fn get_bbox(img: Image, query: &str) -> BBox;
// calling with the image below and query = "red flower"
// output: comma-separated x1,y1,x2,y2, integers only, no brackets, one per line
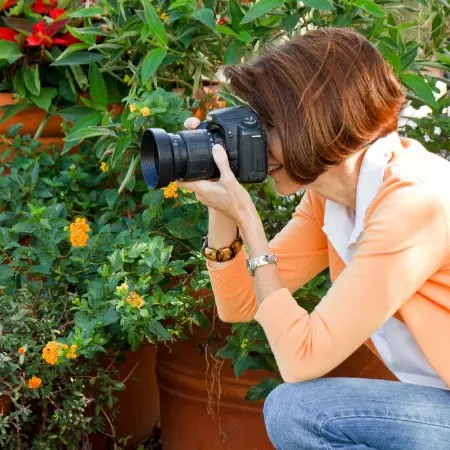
26,20,53,47
217,17,228,25
53,32,79,47
49,7,65,19
0,27,18,42
30,0,58,14
1,0,18,10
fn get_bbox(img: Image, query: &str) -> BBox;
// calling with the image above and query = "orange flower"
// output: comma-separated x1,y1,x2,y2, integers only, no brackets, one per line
69,217,91,247
18,347,25,355
42,341,60,365
125,291,145,309
28,376,42,389
162,182,178,199
66,344,78,359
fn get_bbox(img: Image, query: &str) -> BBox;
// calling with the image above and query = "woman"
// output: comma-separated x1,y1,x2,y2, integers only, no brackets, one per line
179,28,450,449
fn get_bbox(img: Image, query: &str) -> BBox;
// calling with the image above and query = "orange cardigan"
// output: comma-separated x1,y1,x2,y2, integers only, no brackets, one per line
207,138,450,386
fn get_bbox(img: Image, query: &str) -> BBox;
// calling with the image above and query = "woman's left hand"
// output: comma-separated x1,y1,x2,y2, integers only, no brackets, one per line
177,144,257,227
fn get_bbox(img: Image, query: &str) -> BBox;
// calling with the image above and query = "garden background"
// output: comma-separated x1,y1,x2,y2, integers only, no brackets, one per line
0,0,448,448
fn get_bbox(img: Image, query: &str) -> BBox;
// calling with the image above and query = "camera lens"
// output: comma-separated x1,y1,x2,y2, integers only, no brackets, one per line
141,128,224,188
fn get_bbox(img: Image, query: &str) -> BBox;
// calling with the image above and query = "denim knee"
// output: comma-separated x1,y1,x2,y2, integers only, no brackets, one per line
263,380,329,449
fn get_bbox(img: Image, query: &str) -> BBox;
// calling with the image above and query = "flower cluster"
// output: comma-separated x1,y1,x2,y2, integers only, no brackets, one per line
42,341,77,365
128,103,151,117
125,291,145,309
27,376,42,389
0,0,80,49
69,217,90,248
116,282,129,293
162,182,178,199
100,161,109,173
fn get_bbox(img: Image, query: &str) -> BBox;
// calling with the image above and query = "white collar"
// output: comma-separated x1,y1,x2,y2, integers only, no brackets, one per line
322,132,401,264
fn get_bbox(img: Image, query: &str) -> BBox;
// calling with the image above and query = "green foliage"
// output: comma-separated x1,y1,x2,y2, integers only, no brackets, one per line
0,129,211,445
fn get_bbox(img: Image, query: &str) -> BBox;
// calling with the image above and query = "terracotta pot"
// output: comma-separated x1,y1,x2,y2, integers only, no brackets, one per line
0,395,12,416
157,313,397,450
157,324,276,450
91,342,160,449
0,93,63,137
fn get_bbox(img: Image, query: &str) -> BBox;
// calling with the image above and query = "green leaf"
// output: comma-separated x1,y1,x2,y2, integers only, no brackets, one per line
282,12,300,31
233,354,260,378
142,0,168,46
12,221,36,233
142,190,164,217
106,189,119,207
353,0,385,18
230,0,244,31
58,106,95,123
112,134,133,167
237,30,251,43
377,42,400,72
30,87,58,112
54,43,90,64
24,65,40,96
400,74,436,107
245,378,281,401
431,13,442,41
302,0,335,11
191,8,216,32
217,24,239,38
51,52,106,66
148,320,171,341
101,307,120,326
0,40,23,65
13,69,26,98
240,0,283,25
141,48,167,84
66,126,117,142
224,41,244,64
437,53,450,66
400,44,418,71
69,7,104,18
166,218,200,239
88,63,108,109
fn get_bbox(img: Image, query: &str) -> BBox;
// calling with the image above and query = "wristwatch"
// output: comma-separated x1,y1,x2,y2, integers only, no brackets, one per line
246,254,278,276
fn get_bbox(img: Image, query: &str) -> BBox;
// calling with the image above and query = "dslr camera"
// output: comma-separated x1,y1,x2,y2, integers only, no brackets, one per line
140,106,268,189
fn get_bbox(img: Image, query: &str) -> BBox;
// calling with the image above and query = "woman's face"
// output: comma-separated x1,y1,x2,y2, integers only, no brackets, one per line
266,126,304,196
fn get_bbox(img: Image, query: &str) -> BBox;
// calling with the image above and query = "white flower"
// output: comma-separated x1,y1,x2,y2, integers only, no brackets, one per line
423,134,432,143
434,127,442,136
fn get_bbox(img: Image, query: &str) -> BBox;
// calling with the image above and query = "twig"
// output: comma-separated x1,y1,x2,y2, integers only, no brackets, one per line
121,361,139,384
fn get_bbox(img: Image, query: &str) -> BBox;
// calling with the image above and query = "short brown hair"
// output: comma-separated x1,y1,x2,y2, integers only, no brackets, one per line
223,28,405,184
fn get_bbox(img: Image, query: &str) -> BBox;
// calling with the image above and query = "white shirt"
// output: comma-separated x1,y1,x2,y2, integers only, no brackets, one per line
322,132,446,389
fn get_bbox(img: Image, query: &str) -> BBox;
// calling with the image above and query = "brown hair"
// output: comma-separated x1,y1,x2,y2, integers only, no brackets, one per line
223,28,405,184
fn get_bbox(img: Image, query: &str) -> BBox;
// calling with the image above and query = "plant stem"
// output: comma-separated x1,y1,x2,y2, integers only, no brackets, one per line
33,113,51,140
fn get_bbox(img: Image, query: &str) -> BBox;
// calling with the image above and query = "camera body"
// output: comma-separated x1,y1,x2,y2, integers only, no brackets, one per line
200,106,268,183
140,106,268,189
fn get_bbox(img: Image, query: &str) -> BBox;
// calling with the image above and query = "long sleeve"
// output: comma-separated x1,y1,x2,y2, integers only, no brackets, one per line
207,190,329,322
254,182,448,383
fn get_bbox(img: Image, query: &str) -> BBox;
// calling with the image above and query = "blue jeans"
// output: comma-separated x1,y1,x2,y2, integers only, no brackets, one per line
263,378,450,449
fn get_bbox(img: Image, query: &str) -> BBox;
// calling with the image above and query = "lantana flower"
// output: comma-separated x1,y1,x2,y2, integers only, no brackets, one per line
125,291,145,309
27,376,42,389
162,182,178,199
69,217,90,247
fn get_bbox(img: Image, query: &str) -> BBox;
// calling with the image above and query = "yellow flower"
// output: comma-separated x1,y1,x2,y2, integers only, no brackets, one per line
129,103,137,113
66,344,78,360
162,182,178,199
28,376,42,389
240,338,249,349
140,107,151,117
18,347,25,355
69,164,76,171
160,12,168,20
69,218,91,248
100,161,109,173
42,341,60,365
126,291,145,309
116,282,129,293
123,74,131,84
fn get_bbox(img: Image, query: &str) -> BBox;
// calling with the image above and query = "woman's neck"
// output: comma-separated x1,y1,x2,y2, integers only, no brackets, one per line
309,149,367,210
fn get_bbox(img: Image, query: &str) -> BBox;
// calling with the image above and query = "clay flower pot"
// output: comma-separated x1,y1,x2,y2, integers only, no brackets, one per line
0,93,64,138
156,302,397,450
91,342,160,449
